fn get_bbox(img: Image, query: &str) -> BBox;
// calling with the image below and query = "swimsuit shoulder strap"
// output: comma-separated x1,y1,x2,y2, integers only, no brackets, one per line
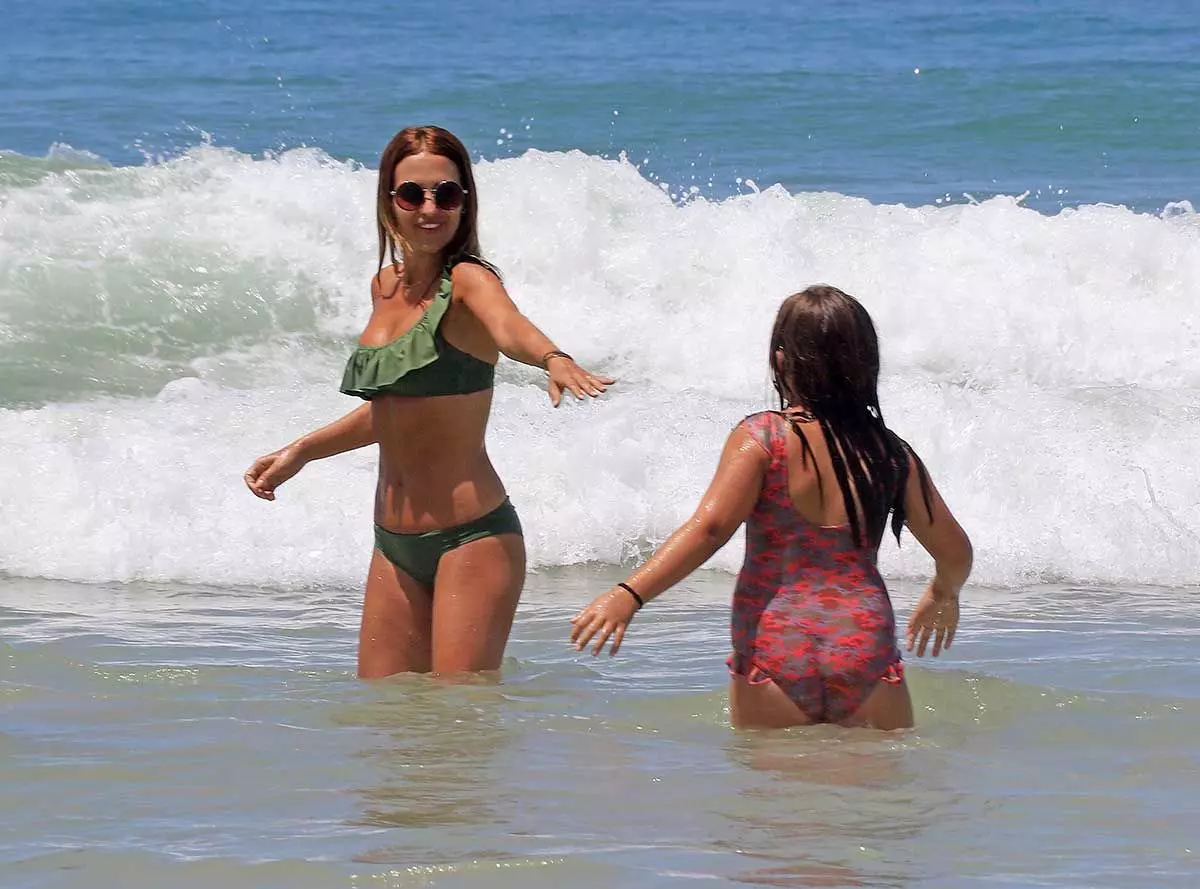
739,411,788,465
740,410,785,447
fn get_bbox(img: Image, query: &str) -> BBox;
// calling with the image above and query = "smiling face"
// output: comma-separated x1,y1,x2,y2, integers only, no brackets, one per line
374,127,481,272
389,152,464,258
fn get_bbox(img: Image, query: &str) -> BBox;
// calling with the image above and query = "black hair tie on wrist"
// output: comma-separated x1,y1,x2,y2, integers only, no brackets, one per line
617,582,644,609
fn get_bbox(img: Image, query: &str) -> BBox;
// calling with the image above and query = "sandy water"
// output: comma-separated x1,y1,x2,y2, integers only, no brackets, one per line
3,570,1196,888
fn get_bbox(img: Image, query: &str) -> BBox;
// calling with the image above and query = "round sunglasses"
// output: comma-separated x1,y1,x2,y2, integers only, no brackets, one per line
389,180,468,212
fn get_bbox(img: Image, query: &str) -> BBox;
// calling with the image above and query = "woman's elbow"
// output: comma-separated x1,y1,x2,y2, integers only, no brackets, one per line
693,515,739,550
946,532,974,579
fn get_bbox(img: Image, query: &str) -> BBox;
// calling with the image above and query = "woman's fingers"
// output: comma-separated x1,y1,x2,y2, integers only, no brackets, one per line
935,619,958,655
571,615,626,657
590,622,616,656
244,457,278,500
582,373,609,396
908,616,960,657
243,456,269,487
608,622,627,656
573,615,603,650
569,609,595,641
916,624,932,657
548,366,614,404
570,592,636,657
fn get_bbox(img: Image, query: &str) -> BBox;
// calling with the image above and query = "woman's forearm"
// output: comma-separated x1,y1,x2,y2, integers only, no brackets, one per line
294,403,377,462
932,540,974,598
623,518,735,605
496,313,562,368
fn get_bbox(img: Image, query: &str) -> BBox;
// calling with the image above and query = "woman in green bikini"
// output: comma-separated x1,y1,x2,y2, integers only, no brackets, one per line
243,126,612,679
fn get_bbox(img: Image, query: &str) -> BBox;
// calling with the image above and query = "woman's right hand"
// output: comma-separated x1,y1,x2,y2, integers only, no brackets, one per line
244,444,308,501
570,587,641,656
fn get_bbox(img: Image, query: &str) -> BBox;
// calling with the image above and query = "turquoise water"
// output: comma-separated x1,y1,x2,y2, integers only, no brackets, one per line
2,1,1199,886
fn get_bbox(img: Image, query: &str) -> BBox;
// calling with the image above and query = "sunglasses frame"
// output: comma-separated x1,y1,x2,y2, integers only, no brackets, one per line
389,180,469,212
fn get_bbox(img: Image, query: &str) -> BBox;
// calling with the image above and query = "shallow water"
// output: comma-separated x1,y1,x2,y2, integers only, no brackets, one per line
3,570,1196,887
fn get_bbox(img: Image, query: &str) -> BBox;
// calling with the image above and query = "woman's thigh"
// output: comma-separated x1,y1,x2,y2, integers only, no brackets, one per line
357,548,434,679
430,533,525,674
729,673,815,730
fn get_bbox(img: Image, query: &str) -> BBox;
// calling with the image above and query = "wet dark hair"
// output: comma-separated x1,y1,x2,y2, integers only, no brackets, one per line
375,125,485,276
770,285,933,548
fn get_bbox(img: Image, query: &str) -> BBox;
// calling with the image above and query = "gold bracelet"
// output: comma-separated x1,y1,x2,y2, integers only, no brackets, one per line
540,349,573,369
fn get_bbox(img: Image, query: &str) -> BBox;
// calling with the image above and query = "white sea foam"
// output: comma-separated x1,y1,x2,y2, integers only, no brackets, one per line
1,146,1197,588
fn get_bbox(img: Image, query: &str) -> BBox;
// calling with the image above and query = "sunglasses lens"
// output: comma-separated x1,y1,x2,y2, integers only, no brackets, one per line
393,181,425,210
434,181,465,211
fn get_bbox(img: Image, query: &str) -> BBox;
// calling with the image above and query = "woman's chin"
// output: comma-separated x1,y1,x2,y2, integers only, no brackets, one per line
405,234,454,255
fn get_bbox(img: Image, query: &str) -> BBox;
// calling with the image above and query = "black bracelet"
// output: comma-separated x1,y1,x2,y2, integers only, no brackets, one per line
617,582,644,609
540,349,573,369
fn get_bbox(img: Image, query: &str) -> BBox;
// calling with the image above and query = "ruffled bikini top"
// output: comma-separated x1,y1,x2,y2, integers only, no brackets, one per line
339,260,495,400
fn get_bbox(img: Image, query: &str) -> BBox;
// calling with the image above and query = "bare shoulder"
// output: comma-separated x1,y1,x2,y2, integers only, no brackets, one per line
450,259,505,300
371,263,402,300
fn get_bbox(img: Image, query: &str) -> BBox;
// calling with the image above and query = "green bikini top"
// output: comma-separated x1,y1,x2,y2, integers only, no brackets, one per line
339,260,496,400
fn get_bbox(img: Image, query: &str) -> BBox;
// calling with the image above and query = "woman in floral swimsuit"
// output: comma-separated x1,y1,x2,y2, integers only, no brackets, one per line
570,285,973,730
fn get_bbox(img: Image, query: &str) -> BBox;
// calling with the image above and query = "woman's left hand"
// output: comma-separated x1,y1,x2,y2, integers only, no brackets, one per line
906,585,959,657
546,356,614,407
570,588,640,656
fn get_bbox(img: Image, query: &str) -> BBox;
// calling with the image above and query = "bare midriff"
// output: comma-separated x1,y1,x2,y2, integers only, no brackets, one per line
370,389,507,532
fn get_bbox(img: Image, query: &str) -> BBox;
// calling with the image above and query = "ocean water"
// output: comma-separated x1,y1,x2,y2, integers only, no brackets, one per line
2,1,1199,886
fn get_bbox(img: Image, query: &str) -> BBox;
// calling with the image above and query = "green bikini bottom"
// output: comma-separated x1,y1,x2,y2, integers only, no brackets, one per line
373,498,523,587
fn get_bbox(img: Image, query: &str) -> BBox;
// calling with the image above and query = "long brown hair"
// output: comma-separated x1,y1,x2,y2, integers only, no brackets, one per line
375,126,483,277
770,285,932,548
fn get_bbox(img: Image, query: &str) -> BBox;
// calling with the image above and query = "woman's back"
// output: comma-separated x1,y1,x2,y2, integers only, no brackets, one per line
766,408,880,533
731,410,901,724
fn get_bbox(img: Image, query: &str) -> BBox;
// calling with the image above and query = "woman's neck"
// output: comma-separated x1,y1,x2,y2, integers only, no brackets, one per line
400,250,443,287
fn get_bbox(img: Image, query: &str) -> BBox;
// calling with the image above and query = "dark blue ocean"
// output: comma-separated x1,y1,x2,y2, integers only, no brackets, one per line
5,0,1199,210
